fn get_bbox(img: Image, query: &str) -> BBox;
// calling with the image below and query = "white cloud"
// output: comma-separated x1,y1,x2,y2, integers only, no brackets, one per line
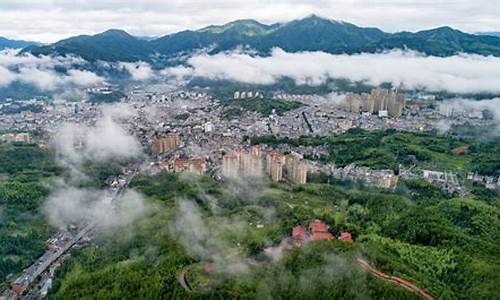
160,65,193,79
439,98,500,121
162,48,500,94
0,65,16,86
43,184,151,230
0,48,84,68
438,98,500,136
119,61,154,81
17,66,60,90
0,49,104,91
55,103,142,166
65,69,105,87
0,1,499,42
45,103,150,231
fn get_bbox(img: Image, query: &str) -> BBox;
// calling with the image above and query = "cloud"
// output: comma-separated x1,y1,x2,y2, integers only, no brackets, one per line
0,1,499,42
119,61,154,81
438,98,500,136
0,48,85,67
43,182,152,230
44,103,150,231
160,65,193,79
0,65,16,86
0,49,104,91
162,48,500,94
168,175,276,275
439,98,500,118
66,69,105,87
17,66,60,90
54,103,142,168
169,199,253,275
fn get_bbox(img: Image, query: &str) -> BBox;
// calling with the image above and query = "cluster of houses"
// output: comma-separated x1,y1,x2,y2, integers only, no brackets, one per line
0,132,32,143
292,221,352,245
467,172,500,190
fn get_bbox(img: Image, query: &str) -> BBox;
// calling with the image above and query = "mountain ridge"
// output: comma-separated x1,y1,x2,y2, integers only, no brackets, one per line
25,16,500,62
0,37,40,50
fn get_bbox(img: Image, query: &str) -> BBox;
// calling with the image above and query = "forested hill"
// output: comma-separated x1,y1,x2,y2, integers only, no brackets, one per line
0,37,39,50
26,15,500,62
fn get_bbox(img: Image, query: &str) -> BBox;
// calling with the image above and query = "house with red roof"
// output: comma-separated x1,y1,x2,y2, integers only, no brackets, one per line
292,226,307,241
452,145,470,155
309,221,333,241
290,221,337,245
340,231,353,243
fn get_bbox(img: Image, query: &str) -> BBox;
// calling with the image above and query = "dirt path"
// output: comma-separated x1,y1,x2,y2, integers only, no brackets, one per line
177,270,191,291
356,257,434,300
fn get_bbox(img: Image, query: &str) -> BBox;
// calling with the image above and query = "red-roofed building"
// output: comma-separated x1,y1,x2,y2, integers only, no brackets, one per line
310,222,328,233
309,222,333,241
312,232,333,241
340,231,353,243
292,226,307,241
452,146,470,155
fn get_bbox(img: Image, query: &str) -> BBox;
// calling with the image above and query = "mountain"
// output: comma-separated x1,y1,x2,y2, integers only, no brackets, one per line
28,29,152,62
366,26,500,56
24,16,500,62
248,15,388,53
150,16,389,55
198,19,277,36
135,35,160,41
149,19,279,56
0,37,39,50
477,32,500,38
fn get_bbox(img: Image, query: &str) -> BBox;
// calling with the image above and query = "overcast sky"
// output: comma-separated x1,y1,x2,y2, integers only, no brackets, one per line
0,0,499,43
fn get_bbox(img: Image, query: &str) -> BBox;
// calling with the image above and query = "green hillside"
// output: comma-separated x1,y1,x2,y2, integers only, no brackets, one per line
46,171,500,299
24,16,500,62
28,30,152,62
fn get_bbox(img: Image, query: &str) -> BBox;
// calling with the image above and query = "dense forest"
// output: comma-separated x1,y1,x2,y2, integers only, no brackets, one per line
0,143,61,287
46,171,499,299
0,142,125,288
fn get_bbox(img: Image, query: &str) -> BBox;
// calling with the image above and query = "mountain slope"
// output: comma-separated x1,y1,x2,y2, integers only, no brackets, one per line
367,26,500,56
150,16,389,55
249,15,389,53
149,19,279,55
28,29,152,62
24,16,500,61
477,32,500,38
0,37,39,50
198,19,277,36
